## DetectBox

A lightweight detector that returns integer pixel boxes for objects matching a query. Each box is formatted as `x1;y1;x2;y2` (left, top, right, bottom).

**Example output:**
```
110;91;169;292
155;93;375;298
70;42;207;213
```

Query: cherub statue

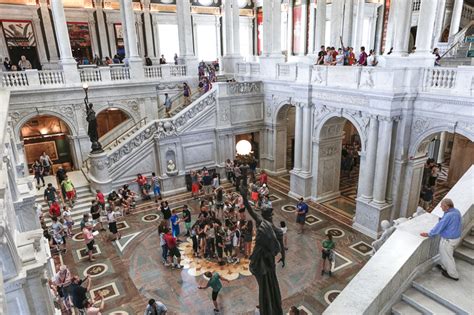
167;160;176;172
371;220;396;254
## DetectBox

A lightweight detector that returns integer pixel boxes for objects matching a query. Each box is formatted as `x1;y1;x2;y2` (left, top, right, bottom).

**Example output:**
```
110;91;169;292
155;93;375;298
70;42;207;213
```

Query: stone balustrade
2;64;189;89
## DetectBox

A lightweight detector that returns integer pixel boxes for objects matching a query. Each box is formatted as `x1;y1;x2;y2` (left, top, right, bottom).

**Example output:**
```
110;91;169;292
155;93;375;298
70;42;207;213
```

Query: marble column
360;116;378;200
143;4;155;59
353;0;365;50
391;0;412;56
314;0;327;52
272;0;282;55
232;0;240;56
437;131;447;163
342;0;354;47
88;15;101;58
119;0;144;79
293;104;303;171
308;0;317;55
372;118;393;205
38;0;59;62
301;104;312;173
106;21;117;57
384;0;396;54
298;0;308;55
137;19;146;57
95;0;111;58
415;0;439;55
50;0;80;83
223;0;241;72
330;0;344;46
449;0;464;37
152;17;161;58
31;15;49;67
433;0;447;43
176;0;195;58
287;0;294;55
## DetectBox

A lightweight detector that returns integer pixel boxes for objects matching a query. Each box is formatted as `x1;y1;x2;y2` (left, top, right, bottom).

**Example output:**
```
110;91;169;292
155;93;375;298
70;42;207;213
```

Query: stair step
402;288;456;314
463;235;474;249
454;246;474;264
391;301;423;315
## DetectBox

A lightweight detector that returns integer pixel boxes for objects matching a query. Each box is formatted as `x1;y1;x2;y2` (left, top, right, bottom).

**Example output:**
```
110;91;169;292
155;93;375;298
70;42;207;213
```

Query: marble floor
56;177;376;315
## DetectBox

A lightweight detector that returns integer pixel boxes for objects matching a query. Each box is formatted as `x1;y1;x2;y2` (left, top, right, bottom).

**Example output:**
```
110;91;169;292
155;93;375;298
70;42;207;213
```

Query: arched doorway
96;108;131;139
406;131;474;216
313;117;361;219
21;115;74;173
274;104;296;174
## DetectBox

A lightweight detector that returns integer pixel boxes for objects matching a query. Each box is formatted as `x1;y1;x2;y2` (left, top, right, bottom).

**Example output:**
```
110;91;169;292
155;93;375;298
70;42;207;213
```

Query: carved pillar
287;0;294;55
143;1;155;59
301;103;312;173
119;0;144;79
137;19;146;57
88;14;101;58
390;0;412;56
314;0;326;53
330;0;344;47
298;0;308;56
293;104;303;171
176;0;195;58
372;118;393;205
353;0;365;50
107;21;117;56
50;0;80;83
449;0;464;37
31;15;48;66
151;17;161;58
359;116;378;200
415;0;439;55
38;0;59;62
308;0;316;55
95;0;111;58
342;0;354;47
88;152;112;193
437;131;447;163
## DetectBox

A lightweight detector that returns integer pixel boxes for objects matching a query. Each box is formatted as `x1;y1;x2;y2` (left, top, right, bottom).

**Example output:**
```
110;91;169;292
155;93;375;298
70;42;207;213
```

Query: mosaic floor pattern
55;177;374;314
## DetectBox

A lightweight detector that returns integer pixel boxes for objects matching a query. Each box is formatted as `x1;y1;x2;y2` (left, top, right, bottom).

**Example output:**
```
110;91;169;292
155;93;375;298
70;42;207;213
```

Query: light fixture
82;83;89;91
236;140;252;155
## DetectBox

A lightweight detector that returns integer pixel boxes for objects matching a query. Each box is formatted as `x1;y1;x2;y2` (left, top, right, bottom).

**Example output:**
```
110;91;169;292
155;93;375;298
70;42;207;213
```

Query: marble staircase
392;225;474;315
38;172;94;227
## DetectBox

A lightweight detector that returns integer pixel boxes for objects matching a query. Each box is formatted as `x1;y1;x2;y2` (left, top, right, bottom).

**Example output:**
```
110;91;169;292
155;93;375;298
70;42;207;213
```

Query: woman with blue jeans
158;223;169;265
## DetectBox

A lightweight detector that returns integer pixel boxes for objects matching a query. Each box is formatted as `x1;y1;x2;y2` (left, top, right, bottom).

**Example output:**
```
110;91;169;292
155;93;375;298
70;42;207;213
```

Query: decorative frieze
226;82;262;95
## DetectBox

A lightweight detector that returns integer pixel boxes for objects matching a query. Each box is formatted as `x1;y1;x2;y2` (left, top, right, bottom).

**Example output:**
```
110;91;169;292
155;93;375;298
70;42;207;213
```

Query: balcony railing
2;64;189;89
412;0;421;11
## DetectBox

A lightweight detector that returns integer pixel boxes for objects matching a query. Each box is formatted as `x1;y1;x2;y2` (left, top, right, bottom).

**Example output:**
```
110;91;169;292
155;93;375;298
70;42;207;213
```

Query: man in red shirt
49;200;61;217
164;229;183;269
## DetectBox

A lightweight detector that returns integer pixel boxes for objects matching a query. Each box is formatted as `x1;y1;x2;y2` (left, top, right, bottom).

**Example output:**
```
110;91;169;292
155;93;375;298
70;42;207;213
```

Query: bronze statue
84;95;103;153
240;186;285;315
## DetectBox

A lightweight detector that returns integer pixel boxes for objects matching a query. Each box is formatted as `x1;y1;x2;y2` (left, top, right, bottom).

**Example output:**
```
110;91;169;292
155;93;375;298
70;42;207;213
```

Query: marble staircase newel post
371;117;393;205
50;0;80;83
88;152;113;193
314;0;327;53
39;0;59;63
119;0;144;79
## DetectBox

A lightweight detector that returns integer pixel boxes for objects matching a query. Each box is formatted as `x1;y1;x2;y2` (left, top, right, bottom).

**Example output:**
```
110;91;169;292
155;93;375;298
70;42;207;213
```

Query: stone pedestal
354;198;392;239
88;152;112;194
128;58;145;80
13;192;38;233
289;171;312;199
159;172;188;197
259;56;285;80
222;55;243;74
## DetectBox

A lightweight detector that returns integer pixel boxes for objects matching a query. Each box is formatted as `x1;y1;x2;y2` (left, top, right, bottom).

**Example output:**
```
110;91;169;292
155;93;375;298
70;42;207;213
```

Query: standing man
198;271;230;314
40;151;53;175
44;183;58;207
296;198;309;234
61;175;76;207
420;198;462;281
164;93;172;117
316;45;326;65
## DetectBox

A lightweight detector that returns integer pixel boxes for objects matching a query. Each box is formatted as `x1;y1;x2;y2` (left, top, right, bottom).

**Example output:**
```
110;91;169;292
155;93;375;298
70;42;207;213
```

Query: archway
313;117;361;220
406;131;474;216
96;108;131;139
274;104;296;174
21;115;74;173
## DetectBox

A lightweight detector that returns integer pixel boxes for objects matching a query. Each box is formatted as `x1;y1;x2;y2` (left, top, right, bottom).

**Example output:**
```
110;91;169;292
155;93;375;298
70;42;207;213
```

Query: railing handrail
443;20;474;58
104;116;147;150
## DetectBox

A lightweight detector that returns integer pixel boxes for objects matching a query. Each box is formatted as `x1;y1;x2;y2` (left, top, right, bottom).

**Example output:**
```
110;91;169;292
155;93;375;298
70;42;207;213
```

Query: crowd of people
315;44;378;67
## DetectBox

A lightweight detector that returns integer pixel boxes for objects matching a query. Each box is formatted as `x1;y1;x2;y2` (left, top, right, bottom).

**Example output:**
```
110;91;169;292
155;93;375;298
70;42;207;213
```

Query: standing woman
183;82;191;106
32;160;45;189
107;207;121;241
191;170;200;199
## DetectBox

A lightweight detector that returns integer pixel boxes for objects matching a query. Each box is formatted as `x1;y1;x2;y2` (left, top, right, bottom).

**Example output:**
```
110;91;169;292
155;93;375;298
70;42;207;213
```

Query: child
280;221;288;250
62;206;74;237
170;209;181;238
321;233;335;276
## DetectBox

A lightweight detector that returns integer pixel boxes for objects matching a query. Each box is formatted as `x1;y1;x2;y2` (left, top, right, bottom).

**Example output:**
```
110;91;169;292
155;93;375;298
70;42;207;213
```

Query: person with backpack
321;233;336;276
32;160;45;189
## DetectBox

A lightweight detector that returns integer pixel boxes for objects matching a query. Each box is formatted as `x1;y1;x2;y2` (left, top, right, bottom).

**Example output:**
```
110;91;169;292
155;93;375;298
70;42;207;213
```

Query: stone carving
59;105;75;118
156;83;182;90
371;220;396;254
227;82;262;95
320;144;338;158
220;104;230;122
265;104;272;118
173;91;216;129
360;69;374;88
127;100;140;113
313;104;337;124
412;118;431;137
90;158;107;170
313;92;366;106
312;66;325;84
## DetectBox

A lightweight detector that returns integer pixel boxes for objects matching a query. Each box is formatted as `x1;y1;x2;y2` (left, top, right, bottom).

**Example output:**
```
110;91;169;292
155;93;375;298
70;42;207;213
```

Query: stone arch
95;103;138;124
314;110;368;152
409;124;474;158
271;96;297;125
14;110;77;141
273;103;296;173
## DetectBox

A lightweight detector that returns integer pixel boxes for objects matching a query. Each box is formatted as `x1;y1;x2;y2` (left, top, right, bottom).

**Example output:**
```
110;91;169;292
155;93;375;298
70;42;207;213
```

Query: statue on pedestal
83;87;103;154
240;186;284;315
